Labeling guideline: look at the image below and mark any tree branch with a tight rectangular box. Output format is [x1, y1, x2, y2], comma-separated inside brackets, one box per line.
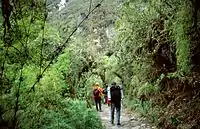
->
[29, 0, 104, 92]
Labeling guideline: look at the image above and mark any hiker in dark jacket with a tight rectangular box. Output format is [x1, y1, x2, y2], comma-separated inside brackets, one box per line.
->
[93, 82, 103, 111]
[108, 82, 123, 125]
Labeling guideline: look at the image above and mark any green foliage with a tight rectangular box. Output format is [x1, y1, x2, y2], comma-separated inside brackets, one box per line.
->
[173, 8, 191, 74]
[16, 48, 103, 128]
[126, 99, 159, 123]
[164, 0, 192, 75]
[1, 0, 198, 128]
[137, 82, 158, 98]
[18, 96, 103, 129]
[114, 0, 195, 127]
[170, 116, 179, 127]
[1, 0, 106, 128]
[1, 51, 103, 128]
[113, 0, 157, 88]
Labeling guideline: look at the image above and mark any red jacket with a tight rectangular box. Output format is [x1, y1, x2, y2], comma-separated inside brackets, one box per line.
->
[93, 86, 103, 100]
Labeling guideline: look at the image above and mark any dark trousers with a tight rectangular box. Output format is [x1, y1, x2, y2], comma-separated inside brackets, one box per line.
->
[111, 102, 121, 124]
[104, 96, 107, 104]
[95, 99, 101, 111]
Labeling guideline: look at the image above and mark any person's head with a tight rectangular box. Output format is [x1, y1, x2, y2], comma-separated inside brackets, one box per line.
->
[111, 81, 116, 86]
[94, 82, 99, 87]
[105, 84, 108, 88]
[103, 83, 108, 88]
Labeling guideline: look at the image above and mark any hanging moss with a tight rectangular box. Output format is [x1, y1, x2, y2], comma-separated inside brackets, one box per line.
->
[172, 1, 192, 75]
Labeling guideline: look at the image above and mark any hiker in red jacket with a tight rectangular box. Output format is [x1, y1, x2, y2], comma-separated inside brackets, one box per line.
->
[93, 82, 103, 111]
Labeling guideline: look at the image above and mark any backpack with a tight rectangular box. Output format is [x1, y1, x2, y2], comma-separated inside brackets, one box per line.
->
[93, 89, 100, 97]
[110, 85, 121, 103]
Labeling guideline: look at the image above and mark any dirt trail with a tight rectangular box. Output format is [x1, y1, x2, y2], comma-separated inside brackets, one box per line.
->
[98, 104, 157, 129]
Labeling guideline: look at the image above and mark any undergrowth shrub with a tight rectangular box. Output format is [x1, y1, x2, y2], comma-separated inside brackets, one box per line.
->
[18, 96, 103, 129]
[126, 99, 159, 123]
[0, 50, 103, 129]
[16, 58, 103, 129]
[137, 82, 158, 98]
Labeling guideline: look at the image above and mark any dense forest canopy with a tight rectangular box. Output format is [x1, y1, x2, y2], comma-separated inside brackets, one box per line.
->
[1, 0, 200, 128]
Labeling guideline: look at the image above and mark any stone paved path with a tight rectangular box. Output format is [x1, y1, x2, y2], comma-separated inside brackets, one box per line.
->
[98, 104, 157, 129]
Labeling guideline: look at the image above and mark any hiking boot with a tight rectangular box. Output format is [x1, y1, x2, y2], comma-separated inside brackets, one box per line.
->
[99, 110, 103, 112]
[117, 123, 121, 126]
[111, 120, 114, 125]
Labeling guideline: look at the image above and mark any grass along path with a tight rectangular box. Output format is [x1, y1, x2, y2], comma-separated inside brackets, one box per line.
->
[98, 104, 157, 129]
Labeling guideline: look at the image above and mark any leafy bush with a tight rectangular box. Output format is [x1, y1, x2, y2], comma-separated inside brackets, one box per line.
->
[126, 99, 159, 123]
[137, 82, 158, 98]
[0, 48, 103, 129]
[168, 1, 192, 74]
[18, 97, 103, 129]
